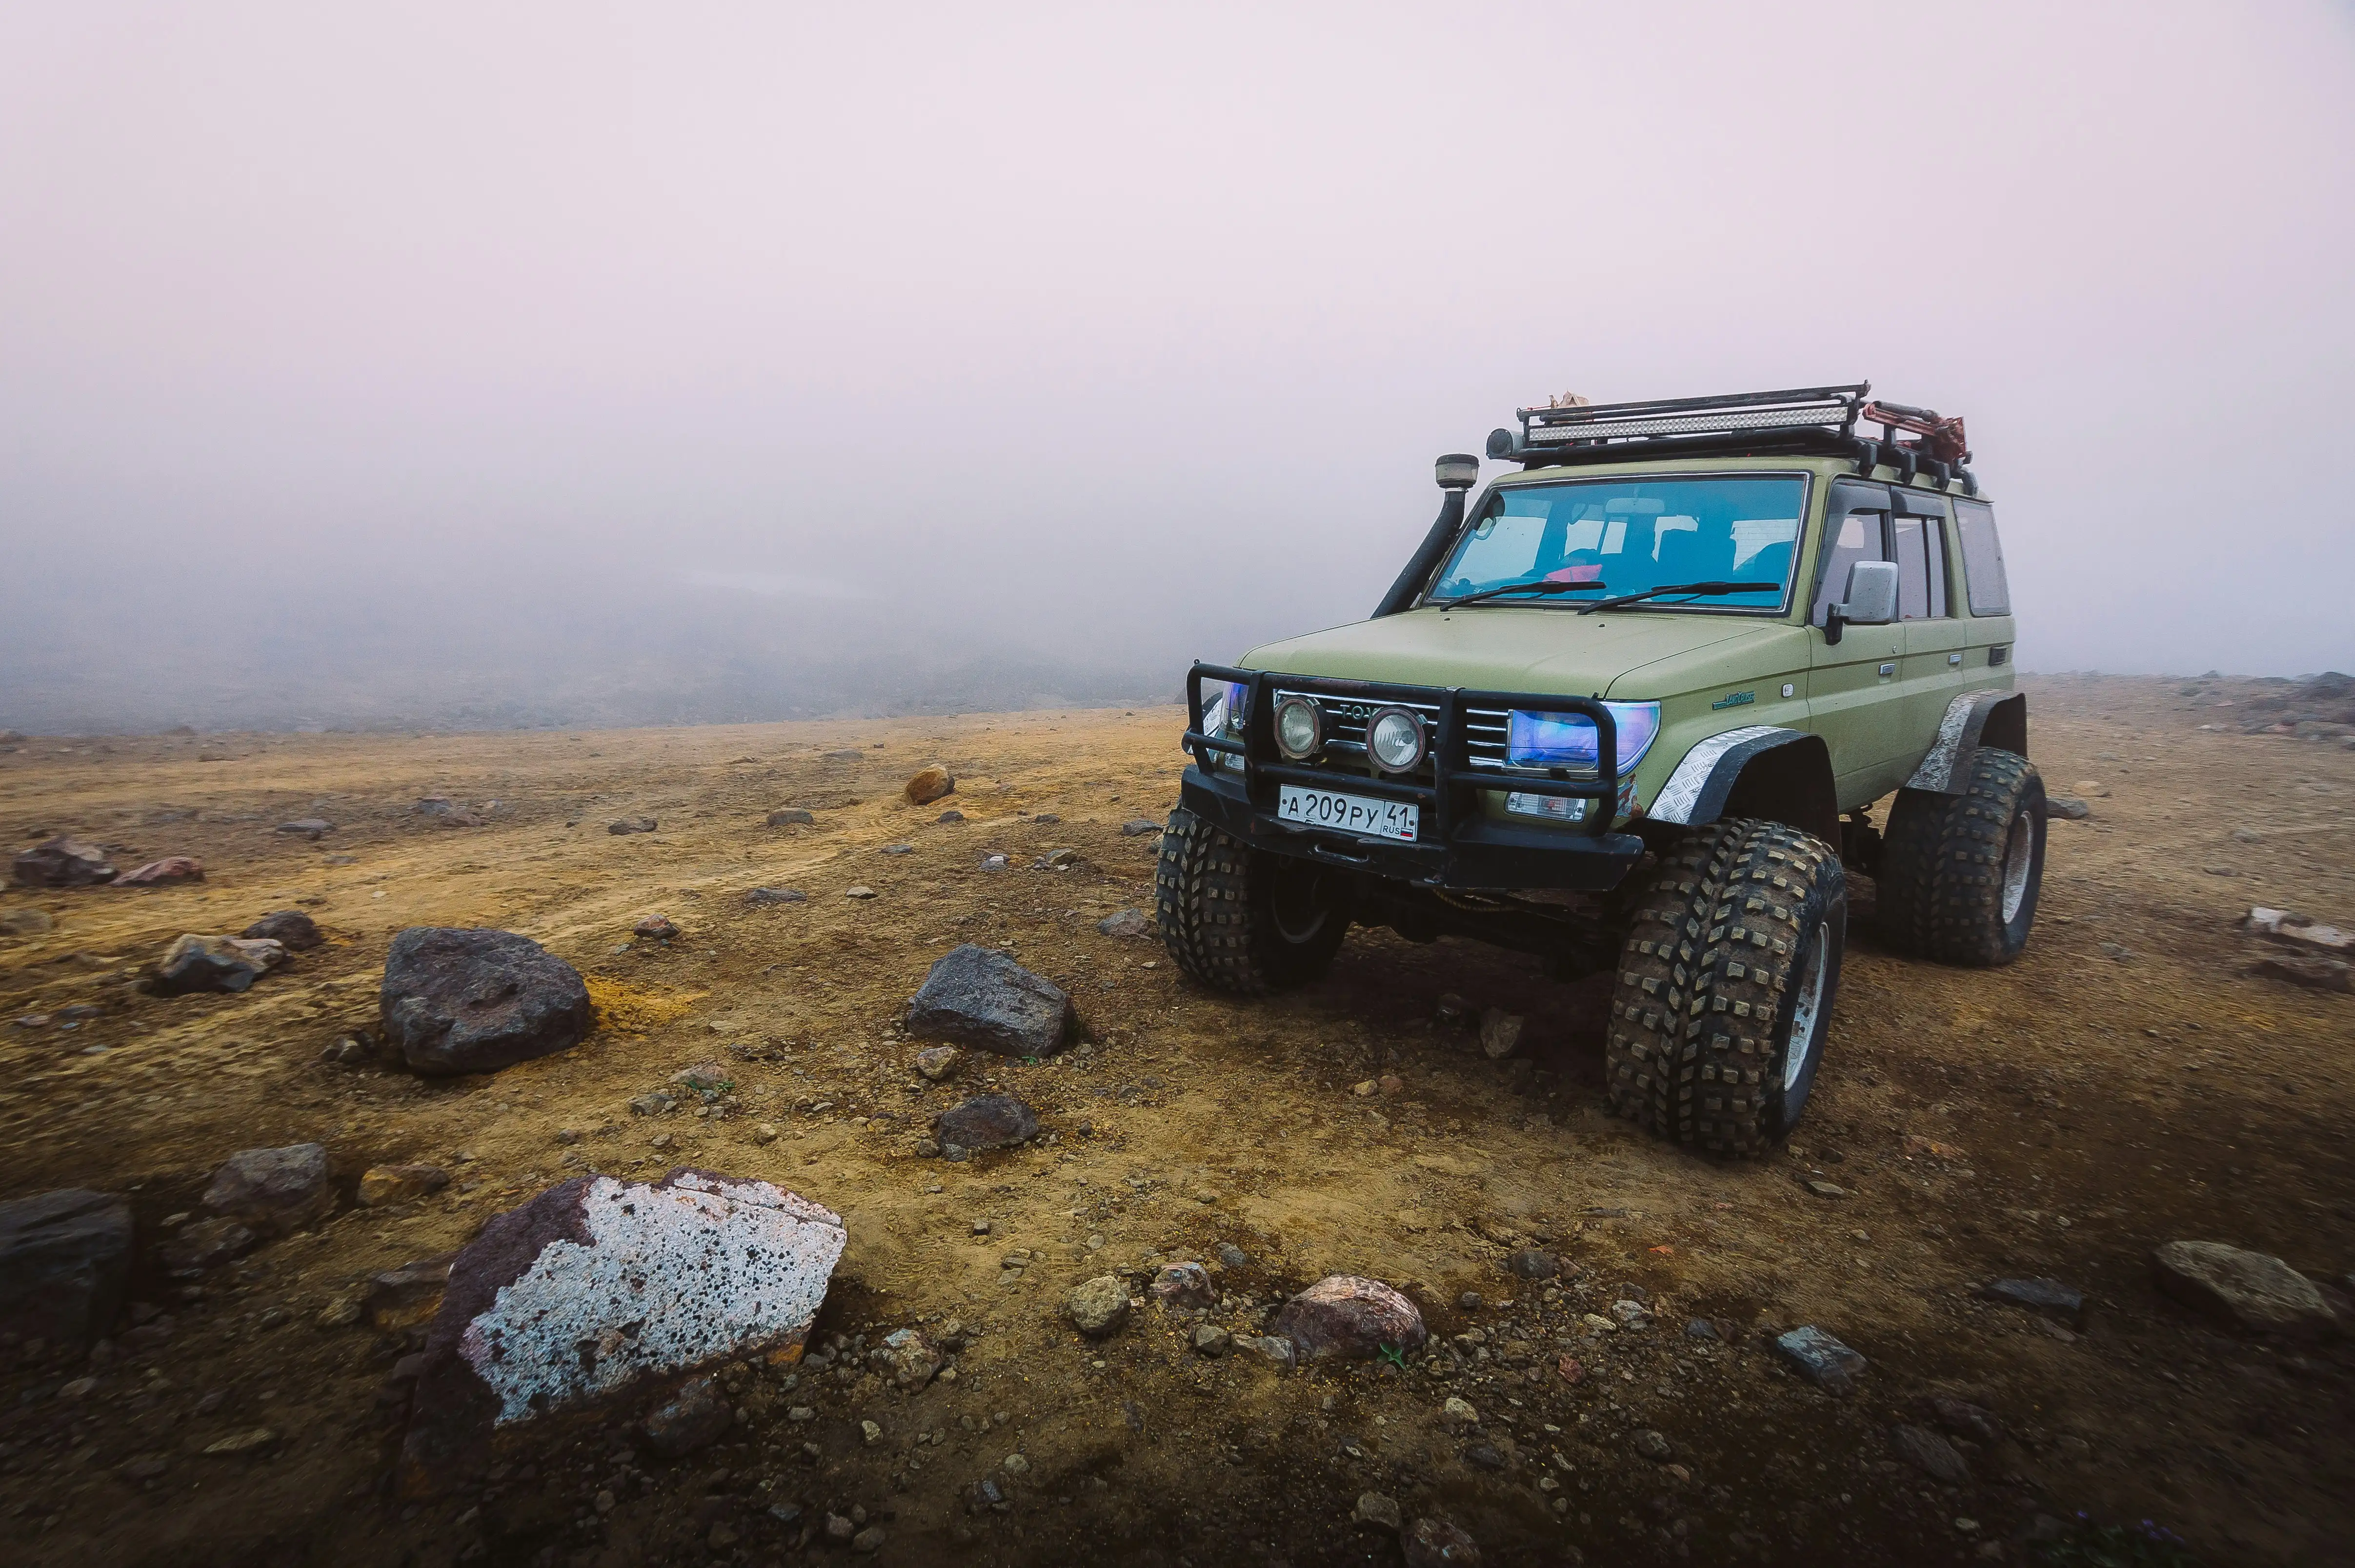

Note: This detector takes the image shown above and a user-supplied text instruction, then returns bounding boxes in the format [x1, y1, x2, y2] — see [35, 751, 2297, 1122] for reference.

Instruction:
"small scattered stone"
[1684, 1317, 1721, 1342]
[936, 808, 966, 824]
[2152, 1239, 2339, 1337]
[1441, 1396, 1478, 1431]
[241, 909, 320, 949]
[607, 816, 657, 834]
[1404, 1516, 1482, 1567]
[1505, 1248, 1558, 1281]
[1800, 1177, 1850, 1199]
[276, 818, 335, 838]
[204, 1144, 332, 1234]
[978, 852, 1011, 872]
[316, 1294, 363, 1329]
[1610, 1299, 1652, 1330]
[1215, 1242, 1249, 1268]
[633, 915, 679, 941]
[765, 808, 816, 826]
[1354, 1490, 1403, 1530]
[825, 1512, 856, 1542]
[644, 1376, 733, 1458]
[157, 1216, 258, 1272]
[1120, 819, 1162, 838]
[1152, 1262, 1216, 1309]
[1096, 908, 1150, 939]
[1478, 1009, 1524, 1059]
[630, 1090, 676, 1116]
[1632, 1428, 1674, 1461]
[671, 1061, 733, 1094]
[1922, 1395, 2001, 1445]
[905, 766, 956, 806]
[1192, 1323, 1232, 1356]
[113, 857, 205, 887]
[149, 934, 287, 995]
[845, 885, 877, 900]
[914, 1045, 962, 1081]
[1036, 847, 1080, 870]
[1251, 1334, 1298, 1370]
[1462, 1442, 1506, 1471]
[745, 886, 805, 905]
[1067, 1276, 1130, 1337]
[851, 1526, 886, 1553]
[881, 843, 914, 856]
[2246, 955, 2352, 992]
[1981, 1277, 2086, 1326]
[2046, 797, 2092, 820]
[1773, 1326, 1866, 1394]
[202, 1427, 279, 1457]
[358, 1164, 451, 1207]
[1891, 1422, 1971, 1483]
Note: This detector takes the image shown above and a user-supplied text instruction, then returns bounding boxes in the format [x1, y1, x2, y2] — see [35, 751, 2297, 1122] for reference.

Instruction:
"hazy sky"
[3, 2, 2351, 730]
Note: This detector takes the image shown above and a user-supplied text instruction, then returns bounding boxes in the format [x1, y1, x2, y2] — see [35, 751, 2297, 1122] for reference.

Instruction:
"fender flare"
[1906, 689, 2029, 794]
[1648, 725, 1840, 846]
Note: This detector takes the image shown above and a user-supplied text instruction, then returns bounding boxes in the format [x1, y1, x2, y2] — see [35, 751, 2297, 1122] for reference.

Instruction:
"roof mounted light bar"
[1484, 382, 1979, 495]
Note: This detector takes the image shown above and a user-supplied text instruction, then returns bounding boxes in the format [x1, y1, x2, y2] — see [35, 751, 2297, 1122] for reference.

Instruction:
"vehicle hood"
[1238, 606, 1788, 700]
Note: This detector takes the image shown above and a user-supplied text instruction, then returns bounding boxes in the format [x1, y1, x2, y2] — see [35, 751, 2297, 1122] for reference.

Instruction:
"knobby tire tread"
[1877, 749, 2042, 967]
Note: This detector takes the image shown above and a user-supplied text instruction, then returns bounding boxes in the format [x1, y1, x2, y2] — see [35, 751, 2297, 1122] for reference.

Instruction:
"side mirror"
[1831, 560, 1900, 633]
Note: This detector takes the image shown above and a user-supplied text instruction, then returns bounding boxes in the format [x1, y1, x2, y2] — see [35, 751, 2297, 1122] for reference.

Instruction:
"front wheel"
[1876, 749, 2045, 966]
[1155, 807, 1352, 995]
[1604, 818, 1848, 1156]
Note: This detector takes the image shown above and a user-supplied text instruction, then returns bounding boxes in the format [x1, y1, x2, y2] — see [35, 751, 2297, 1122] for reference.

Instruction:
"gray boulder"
[204, 1143, 333, 1235]
[0, 1189, 133, 1348]
[2152, 1240, 2339, 1338]
[380, 927, 593, 1076]
[935, 1094, 1040, 1154]
[149, 934, 286, 995]
[905, 944, 1075, 1057]
[13, 835, 116, 888]
[241, 910, 322, 950]
[1271, 1275, 1427, 1363]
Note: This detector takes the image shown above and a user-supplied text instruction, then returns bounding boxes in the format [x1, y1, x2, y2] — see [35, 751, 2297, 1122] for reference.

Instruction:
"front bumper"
[1180, 663, 1648, 893]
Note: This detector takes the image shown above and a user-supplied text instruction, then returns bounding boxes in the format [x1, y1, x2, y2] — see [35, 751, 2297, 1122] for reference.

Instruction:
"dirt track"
[1, 675, 2350, 1568]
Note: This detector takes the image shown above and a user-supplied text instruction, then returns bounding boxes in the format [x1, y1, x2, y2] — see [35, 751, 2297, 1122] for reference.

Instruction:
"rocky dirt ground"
[0, 674, 2350, 1568]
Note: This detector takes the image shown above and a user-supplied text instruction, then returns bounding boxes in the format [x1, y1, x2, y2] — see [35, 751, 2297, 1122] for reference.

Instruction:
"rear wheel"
[1605, 818, 1847, 1156]
[1155, 807, 1352, 995]
[1877, 749, 2045, 966]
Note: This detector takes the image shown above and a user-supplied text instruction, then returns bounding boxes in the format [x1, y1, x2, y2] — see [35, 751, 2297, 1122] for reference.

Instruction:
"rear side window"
[1892, 514, 1949, 619]
[1811, 509, 1886, 625]
[1954, 500, 2010, 615]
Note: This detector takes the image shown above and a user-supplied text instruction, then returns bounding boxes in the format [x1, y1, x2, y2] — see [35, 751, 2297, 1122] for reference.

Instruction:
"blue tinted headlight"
[1506, 702, 1661, 772]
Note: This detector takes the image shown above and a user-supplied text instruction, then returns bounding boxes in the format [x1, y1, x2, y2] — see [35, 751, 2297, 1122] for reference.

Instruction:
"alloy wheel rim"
[2000, 810, 2034, 924]
[1784, 923, 1830, 1092]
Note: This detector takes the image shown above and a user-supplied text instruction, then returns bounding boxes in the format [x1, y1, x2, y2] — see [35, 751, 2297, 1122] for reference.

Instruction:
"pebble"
[979, 853, 1010, 872]
[1354, 1491, 1403, 1530]
[914, 1045, 963, 1081]
[745, 886, 806, 905]
[1478, 1009, 1524, 1059]
[607, 816, 657, 835]
[1441, 1396, 1478, 1430]
[1096, 908, 1150, 939]
[1891, 1422, 1972, 1483]
[1067, 1276, 1130, 1337]
[2151, 1239, 2337, 1336]
[765, 808, 816, 826]
[845, 886, 877, 900]
[1609, 1299, 1652, 1330]
[1404, 1517, 1482, 1567]
[1773, 1326, 1866, 1395]
[852, 1526, 886, 1553]
[1002, 1452, 1030, 1475]
[1800, 1177, 1850, 1199]
[1632, 1428, 1674, 1461]
[1120, 819, 1162, 838]
[1981, 1277, 2086, 1326]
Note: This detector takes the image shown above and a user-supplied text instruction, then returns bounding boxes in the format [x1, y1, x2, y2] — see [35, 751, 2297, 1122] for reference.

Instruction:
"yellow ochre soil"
[0, 675, 2349, 1567]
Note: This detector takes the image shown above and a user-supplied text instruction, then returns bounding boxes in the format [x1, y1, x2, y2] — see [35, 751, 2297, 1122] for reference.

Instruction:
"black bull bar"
[1178, 663, 1648, 891]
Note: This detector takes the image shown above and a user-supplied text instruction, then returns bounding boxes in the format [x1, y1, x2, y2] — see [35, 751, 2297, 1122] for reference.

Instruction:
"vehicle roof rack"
[1486, 382, 1979, 495]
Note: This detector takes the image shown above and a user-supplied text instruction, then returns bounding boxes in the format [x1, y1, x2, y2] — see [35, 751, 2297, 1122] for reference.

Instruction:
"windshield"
[1429, 474, 1808, 611]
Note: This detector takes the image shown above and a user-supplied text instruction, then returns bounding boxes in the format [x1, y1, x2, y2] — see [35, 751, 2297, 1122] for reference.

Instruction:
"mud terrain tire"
[1876, 749, 2045, 966]
[1604, 819, 1847, 1156]
[1155, 807, 1351, 995]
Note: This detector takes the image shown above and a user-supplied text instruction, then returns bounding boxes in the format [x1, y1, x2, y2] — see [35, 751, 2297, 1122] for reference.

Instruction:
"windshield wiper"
[1577, 580, 1778, 615]
[1436, 580, 1610, 609]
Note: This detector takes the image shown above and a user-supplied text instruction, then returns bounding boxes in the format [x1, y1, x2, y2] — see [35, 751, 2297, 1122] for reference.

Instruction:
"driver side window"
[1811, 510, 1888, 626]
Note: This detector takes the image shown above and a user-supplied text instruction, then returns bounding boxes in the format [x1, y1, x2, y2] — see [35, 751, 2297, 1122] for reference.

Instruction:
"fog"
[3, 2, 2350, 733]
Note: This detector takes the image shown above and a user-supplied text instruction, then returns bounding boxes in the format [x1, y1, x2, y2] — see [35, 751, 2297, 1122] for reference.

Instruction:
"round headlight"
[1274, 695, 1324, 760]
[1367, 706, 1427, 772]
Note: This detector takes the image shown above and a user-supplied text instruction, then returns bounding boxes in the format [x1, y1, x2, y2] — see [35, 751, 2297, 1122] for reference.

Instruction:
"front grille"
[1271, 692, 1597, 781]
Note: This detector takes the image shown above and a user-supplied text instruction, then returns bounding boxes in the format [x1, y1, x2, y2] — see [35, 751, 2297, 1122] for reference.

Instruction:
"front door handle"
[1878, 663, 1896, 677]
[1948, 652, 1963, 665]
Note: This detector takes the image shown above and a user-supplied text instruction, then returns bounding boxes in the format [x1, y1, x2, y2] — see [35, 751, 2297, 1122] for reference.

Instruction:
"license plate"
[1276, 784, 1419, 842]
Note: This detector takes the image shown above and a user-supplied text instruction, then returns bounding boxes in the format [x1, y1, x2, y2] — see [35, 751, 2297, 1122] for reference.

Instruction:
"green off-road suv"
[1157, 385, 2041, 1155]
